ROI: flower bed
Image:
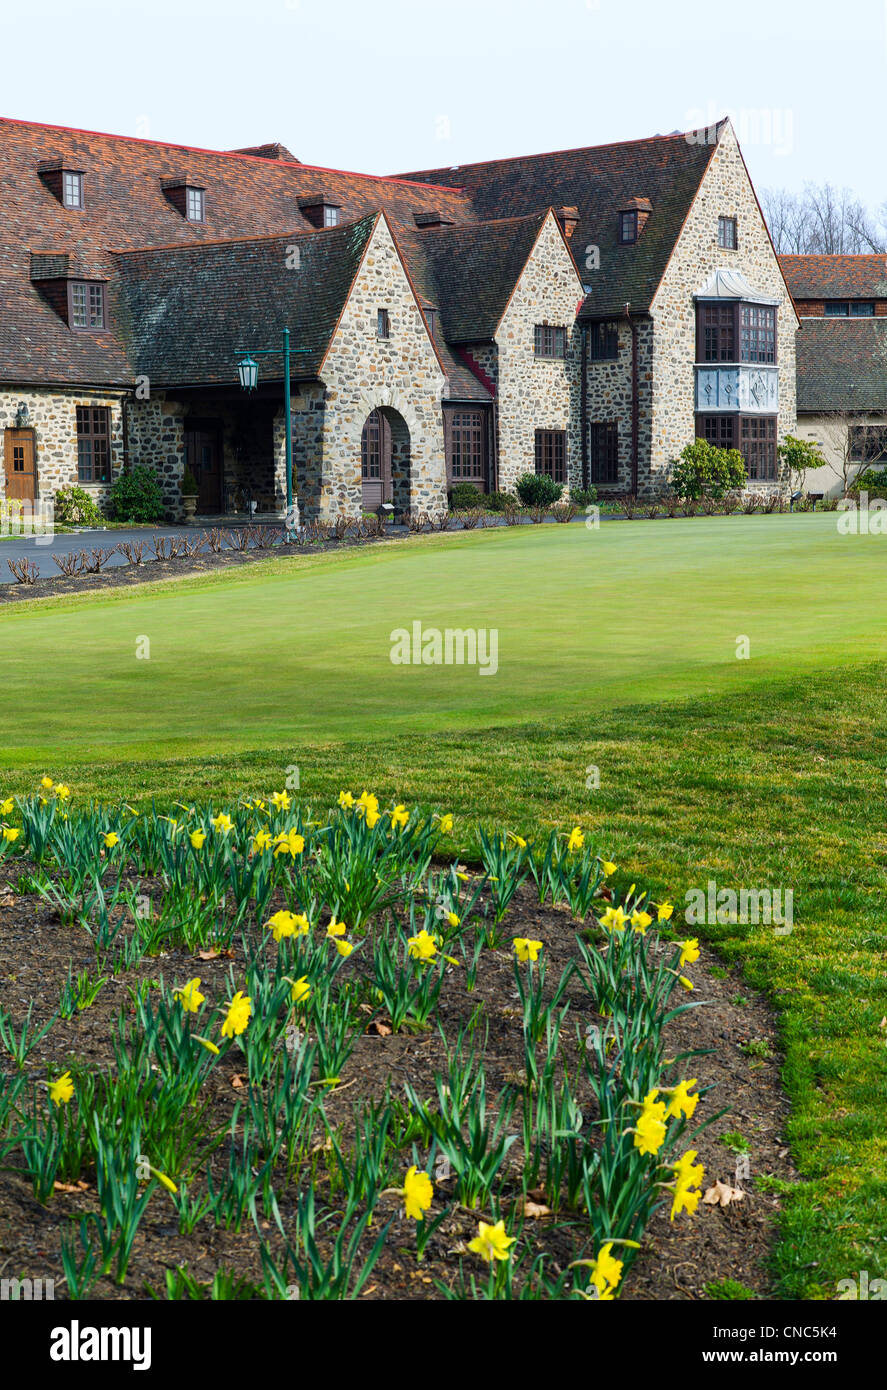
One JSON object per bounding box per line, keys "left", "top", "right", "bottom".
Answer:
{"left": 0, "top": 781, "right": 769, "bottom": 1301}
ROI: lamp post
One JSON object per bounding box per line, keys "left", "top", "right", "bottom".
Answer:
{"left": 236, "top": 328, "right": 308, "bottom": 526}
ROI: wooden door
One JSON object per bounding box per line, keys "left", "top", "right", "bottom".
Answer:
{"left": 360, "top": 410, "right": 392, "bottom": 510}
{"left": 184, "top": 428, "right": 222, "bottom": 512}
{"left": 4, "top": 429, "right": 36, "bottom": 502}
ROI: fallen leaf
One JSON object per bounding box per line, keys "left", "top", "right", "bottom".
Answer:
{"left": 519, "top": 1197, "right": 552, "bottom": 1219}
{"left": 53, "top": 1179, "right": 89, "bottom": 1194}
{"left": 197, "top": 947, "right": 233, "bottom": 960}
{"left": 369, "top": 1019, "right": 392, "bottom": 1037}
{"left": 703, "top": 1179, "right": 745, "bottom": 1208}
{"left": 230, "top": 1074, "right": 246, "bottom": 1089}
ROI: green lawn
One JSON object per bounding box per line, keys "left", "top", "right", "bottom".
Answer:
{"left": 2, "top": 514, "right": 887, "bottom": 1297}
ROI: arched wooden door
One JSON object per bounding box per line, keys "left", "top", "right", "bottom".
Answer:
{"left": 361, "top": 409, "right": 392, "bottom": 510}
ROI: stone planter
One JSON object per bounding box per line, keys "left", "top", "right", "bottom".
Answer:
{"left": 182, "top": 493, "right": 198, "bottom": 522}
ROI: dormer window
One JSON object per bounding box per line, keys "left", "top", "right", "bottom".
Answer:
{"left": 186, "top": 187, "right": 205, "bottom": 223}
{"left": 70, "top": 281, "right": 106, "bottom": 330}
{"left": 618, "top": 197, "right": 652, "bottom": 245}
{"left": 161, "top": 178, "right": 206, "bottom": 221}
{"left": 619, "top": 211, "right": 638, "bottom": 244}
{"left": 298, "top": 194, "right": 342, "bottom": 229}
{"left": 63, "top": 171, "right": 83, "bottom": 209}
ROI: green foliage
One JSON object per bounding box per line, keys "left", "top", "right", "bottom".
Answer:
{"left": 515, "top": 472, "right": 563, "bottom": 507}
{"left": 52, "top": 485, "right": 104, "bottom": 527}
{"left": 107, "top": 465, "right": 165, "bottom": 523}
{"left": 669, "top": 438, "right": 747, "bottom": 501}
{"left": 448, "top": 482, "right": 484, "bottom": 510}
{"left": 483, "top": 490, "right": 515, "bottom": 512}
{"left": 777, "top": 434, "right": 824, "bottom": 489}
{"left": 570, "top": 485, "right": 598, "bottom": 506}
{"left": 182, "top": 466, "right": 199, "bottom": 496}
{"left": 704, "top": 1277, "right": 757, "bottom": 1300}
{"left": 848, "top": 466, "right": 887, "bottom": 500}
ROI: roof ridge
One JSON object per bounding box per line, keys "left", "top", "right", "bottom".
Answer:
{"left": 108, "top": 211, "right": 378, "bottom": 258}
{"left": 0, "top": 114, "right": 469, "bottom": 195}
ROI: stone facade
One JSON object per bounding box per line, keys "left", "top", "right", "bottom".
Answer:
{"left": 126, "top": 396, "right": 186, "bottom": 517}
{"left": 316, "top": 215, "right": 447, "bottom": 520}
{"left": 493, "top": 214, "right": 584, "bottom": 492}
{"left": 0, "top": 387, "right": 125, "bottom": 510}
{"left": 646, "top": 123, "right": 798, "bottom": 493}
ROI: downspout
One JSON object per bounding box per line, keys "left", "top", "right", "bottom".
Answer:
{"left": 580, "top": 323, "right": 588, "bottom": 490}
{"left": 625, "top": 302, "right": 639, "bottom": 496}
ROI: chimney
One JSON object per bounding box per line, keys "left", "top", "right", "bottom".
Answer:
{"left": 556, "top": 205, "right": 580, "bottom": 239}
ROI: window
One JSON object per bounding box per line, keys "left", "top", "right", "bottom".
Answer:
{"left": 849, "top": 424, "right": 887, "bottom": 461}
{"left": 425, "top": 308, "right": 437, "bottom": 335}
{"left": 825, "top": 301, "right": 875, "bottom": 317}
{"left": 697, "top": 302, "right": 777, "bottom": 363}
{"left": 740, "top": 416, "right": 777, "bottom": 480}
{"left": 619, "top": 210, "right": 638, "bottom": 244}
{"left": 377, "top": 309, "right": 390, "bottom": 339}
{"left": 718, "top": 216, "right": 737, "bottom": 250}
{"left": 70, "top": 281, "right": 106, "bottom": 330}
{"left": 700, "top": 304, "right": 735, "bottom": 362}
{"left": 534, "top": 429, "right": 567, "bottom": 484}
{"left": 534, "top": 324, "right": 567, "bottom": 359}
{"left": 63, "top": 171, "right": 83, "bottom": 209}
{"left": 739, "top": 304, "right": 776, "bottom": 364}
{"left": 698, "top": 414, "right": 736, "bottom": 449}
{"left": 588, "top": 322, "right": 619, "bottom": 361}
{"left": 361, "top": 413, "right": 381, "bottom": 479}
{"left": 589, "top": 421, "right": 619, "bottom": 484}
{"left": 186, "top": 187, "right": 205, "bottom": 222}
{"left": 76, "top": 406, "right": 111, "bottom": 484}
{"left": 323, "top": 205, "right": 340, "bottom": 227}
{"left": 448, "top": 411, "right": 486, "bottom": 481}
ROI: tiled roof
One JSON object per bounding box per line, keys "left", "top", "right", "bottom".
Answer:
{"left": 779, "top": 254, "right": 887, "bottom": 300}
{"left": 396, "top": 211, "right": 551, "bottom": 342}
{"left": 396, "top": 128, "right": 722, "bottom": 318}
{"left": 795, "top": 318, "right": 887, "bottom": 411}
{"left": 112, "top": 215, "right": 379, "bottom": 387}
{"left": 0, "top": 116, "right": 473, "bottom": 386}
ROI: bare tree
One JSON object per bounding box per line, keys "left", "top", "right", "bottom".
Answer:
{"left": 762, "top": 182, "right": 887, "bottom": 254}
{"left": 817, "top": 414, "right": 887, "bottom": 493}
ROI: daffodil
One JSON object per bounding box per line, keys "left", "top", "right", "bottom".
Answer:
{"left": 221, "top": 991, "right": 252, "bottom": 1038}
{"left": 332, "top": 938, "right": 354, "bottom": 958}
{"left": 194, "top": 1035, "right": 220, "bottom": 1055}
{"left": 513, "top": 937, "right": 543, "bottom": 963}
{"left": 507, "top": 832, "right": 527, "bottom": 849}
{"left": 0, "top": 798, "right": 13, "bottom": 816}
{"left": 2, "top": 827, "right": 21, "bottom": 843}
{"left": 679, "top": 975, "right": 694, "bottom": 991}
{"left": 391, "top": 804, "right": 409, "bottom": 830}
{"left": 658, "top": 901, "right": 674, "bottom": 921}
{"left": 438, "top": 814, "right": 453, "bottom": 834}
{"left": 633, "top": 1090, "right": 667, "bottom": 1156}
{"left": 273, "top": 828, "right": 305, "bottom": 858}
{"left": 173, "top": 977, "right": 205, "bottom": 1013}
{"left": 48, "top": 1071, "right": 74, "bottom": 1106}
{"left": 407, "top": 929, "right": 438, "bottom": 961}
{"left": 252, "top": 829, "right": 273, "bottom": 852}
{"left": 600, "top": 859, "right": 617, "bottom": 876}
{"left": 211, "top": 812, "right": 234, "bottom": 835}
{"left": 189, "top": 828, "right": 206, "bottom": 849}
{"left": 599, "top": 904, "right": 627, "bottom": 932}
{"left": 270, "top": 790, "right": 291, "bottom": 812}
{"left": 338, "top": 790, "right": 354, "bottom": 809}
{"left": 356, "top": 790, "right": 379, "bottom": 821}
{"left": 148, "top": 1166, "right": 178, "bottom": 1195}
{"left": 402, "top": 1166, "right": 434, "bottom": 1220}
{"left": 679, "top": 938, "right": 700, "bottom": 967}
{"left": 664, "top": 1079, "right": 699, "bottom": 1121}
{"left": 586, "top": 1242, "right": 623, "bottom": 1300}
{"left": 630, "top": 908, "right": 653, "bottom": 934}
{"left": 326, "top": 917, "right": 347, "bottom": 937}
{"left": 567, "top": 826, "right": 584, "bottom": 852}
{"left": 670, "top": 1149, "right": 705, "bottom": 1221}
{"left": 468, "top": 1219, "right": 515, "bottom": 1263}
{"left": 289, "top": 976, "right": 311, "bottom": 1006}
{"left": 445, "top": 911, "right": 460, "bottom": 928}
{"left": 40, "top": 776, "right": 54, "bottom": 790}
{"left": 54, "top": 784, "right": 71, "bottom": 801}
{"left": 102, "top": 832, "right": 119, "bottom": 849}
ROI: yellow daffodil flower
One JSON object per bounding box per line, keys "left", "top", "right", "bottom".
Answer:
{"left": 252, "top": 829, "right": 273, "bottom": 852}
{"left": 273, "top": 829, "right": 305, "bottom": 858}
{"left": 338, "top": 790, "right": 354, "bottom": 809}
{"left": 327, "top": 917, "right": 347, "bottom": 937}
{"left": 633, "top": 1090, "right": 667, "bottom": 1156}
{"left": 48, "top": 1071, "right": 74, "bottom": 1106}
{"left": 585, "top": 1242, "right": 623, "bottom": 1300}
{"left": 2, "top": 827, "right": 21, "bottom": 843}
{"left": 445, "top": 911, "right": 460, "bottom": 928}
{"left": 664, "top": 1080, "right": 700, "bottom": 1121}
{"left": 290, "top": 976, "right": 311, "bottom": 1006}
{"left": 507, "top": 832, "right": 527, "bottom": 849}
{"left": 194, "top": 1036, "right": 220, "bottom": 1055}
{"left": 567, "top": 826, "right": 584, "bottom": 852}
{"left": 266, "top": 910, "right": 297, "bottom": 942}
{"left": 679, "top": 938, "right": 700, "bottom": 967}
{"left": 189, "top": 828, "right": 206, "bottom": 850}
{"left": 402, "top": 1165, "right": 434, "bottom": 1220}
{"left": 54, "top": 784, "right": 71, "bottom": 801}
{"left": 102, "top": 832, "right": 119, "bottom": 849}
{"left": 658, "top": 902, "right": 674, "bottom": 921}
{"left": 391, "top": 804, "right": 409, "bottom": 830}
{"left": 211, "top": 812, "right": 234, "bottom": 835}
{"left": 630, "top": 909, "right": 653, "bottom": 934}
{"left": 271, "top": 790, "right": 291, "bottom": 812}
{"left": 679, "top": 975, "right": 694, "bottom": 991}
{"left": 600, "top": 860, "right": 617, "bottom": 876}
{"left": 40, "top": 776, "right": 54, "bottom": 790}
{"left": 407, "top": 929, "right": 438, "bottom": 961}
{"left": 332, "top": 938, "right": 354, "bottom": 958}
{"left": 599, "top": 905, "right": 627, "bottom": 932}
{"left": 0, "top": 798, "right": 13, "bottom": 816}
{"left": 438, "top": 814, "right": 453, "bottom": 834}
{"left": 468, "top": 1219, "right": 515, "bottom": 1263}
{"left": 173, "top": 977, "right": 205, "bottom": 1013}
{"left": 513, "top": 937, "right": 543, "bottom": 963}
{"left": 221, "top": 991, "right": 252, "bottom": 1038}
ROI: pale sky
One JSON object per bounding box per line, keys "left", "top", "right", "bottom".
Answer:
{"left": 3, "top": 0, "right": 885, "bottom": 208}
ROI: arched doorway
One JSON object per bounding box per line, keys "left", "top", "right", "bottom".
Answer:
{"left": 360, "top": 406, "right": 410, "bottom": 514}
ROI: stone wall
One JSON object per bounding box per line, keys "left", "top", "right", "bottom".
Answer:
{"left": 126, "top": 395, "right": 186, "bottom": 518}
{"left": 0, "top": 387, "right": 125, "bottom": 510}
{"left": 319, "top": 215, "right": 447, "bottom": 519}
{"left": 494, "top": 213, "right": 584, "bottom": 492}
{"left": 648, "top": 122, "right": 798, "bottom": 492}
